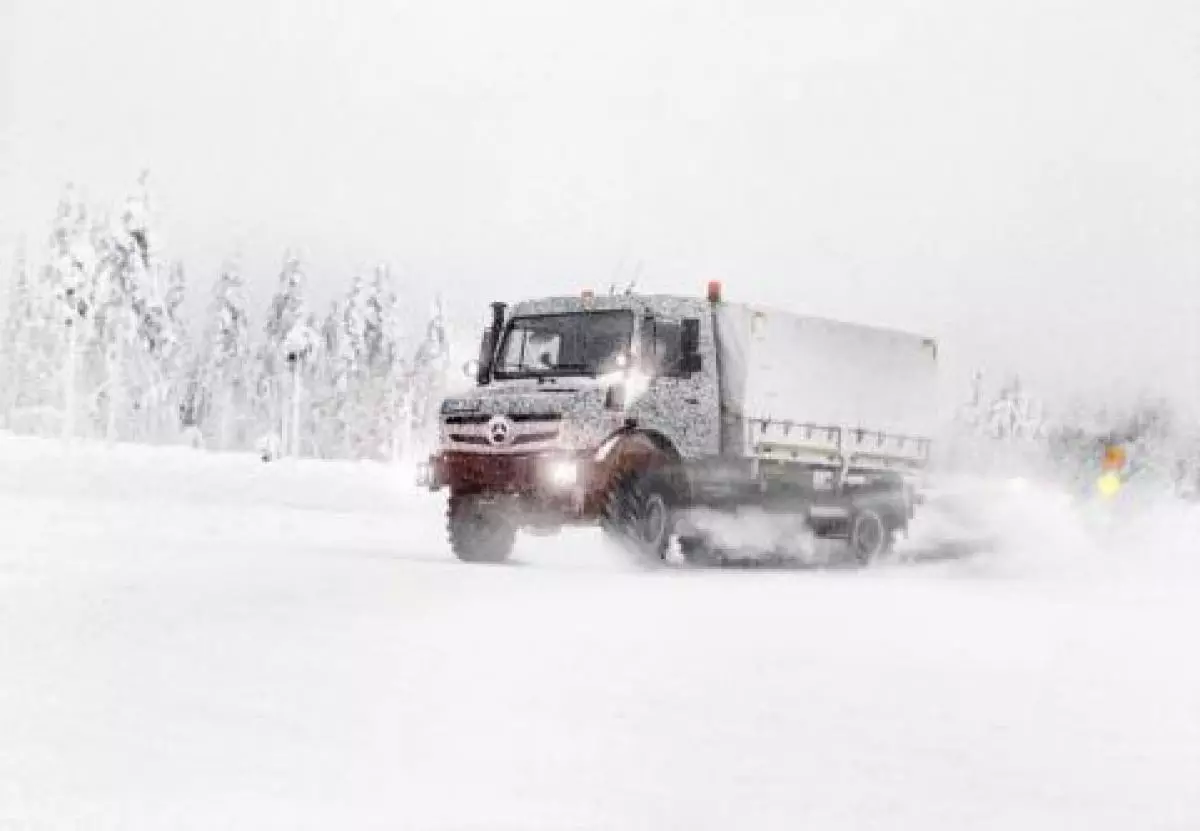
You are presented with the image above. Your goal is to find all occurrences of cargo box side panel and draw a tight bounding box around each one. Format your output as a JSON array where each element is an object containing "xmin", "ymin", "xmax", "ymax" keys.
[
  {"xmin": 713, "ymin": 303, "xmax": 756, "ymax": 456},
  {"xmin": 716, "ymin": 304, "xmax": 938, "ymax": 466}
]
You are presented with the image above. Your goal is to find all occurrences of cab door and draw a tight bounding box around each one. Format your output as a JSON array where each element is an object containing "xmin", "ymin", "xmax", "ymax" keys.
[{"xmin": 628, "ymin": 314, "xmax": 714, "ymax": 458}]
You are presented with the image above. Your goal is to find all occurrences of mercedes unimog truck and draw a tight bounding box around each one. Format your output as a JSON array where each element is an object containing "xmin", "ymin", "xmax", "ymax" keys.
[{"xmin": 417, "ymin": 282, "xmax": 939, "ymax": 566}]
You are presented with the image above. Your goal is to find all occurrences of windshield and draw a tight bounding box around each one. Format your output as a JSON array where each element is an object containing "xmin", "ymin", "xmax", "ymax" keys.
[{"xmin": 494, "ymin": 311, "xmax": 634, "ymax": 379}]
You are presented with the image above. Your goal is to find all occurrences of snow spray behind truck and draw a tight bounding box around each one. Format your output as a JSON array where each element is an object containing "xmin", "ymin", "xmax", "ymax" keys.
[{"xmin": 417, "ymin": 283, "xmax": 940, "ymax": 565}]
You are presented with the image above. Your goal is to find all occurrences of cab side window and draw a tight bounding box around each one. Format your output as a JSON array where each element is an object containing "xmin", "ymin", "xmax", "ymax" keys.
[{"xmin": 651, "ymin": 319, "xmax": 683, "ymax": 376}]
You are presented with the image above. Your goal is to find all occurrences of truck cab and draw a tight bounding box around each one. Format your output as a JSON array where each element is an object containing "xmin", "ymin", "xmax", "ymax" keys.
[{"xmin": 419, "ymin": 290, "xmax": 718, "ymax": 560}]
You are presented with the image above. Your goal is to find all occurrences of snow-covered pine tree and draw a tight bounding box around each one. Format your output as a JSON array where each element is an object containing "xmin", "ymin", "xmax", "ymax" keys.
[
  {"xmin": 985, "ymin": 375, "xmax": 1044, "ymax": 442},
  {"xmin": 404, "ymin": 293, "xmax": 450, "ymax": 460},
  {"xmin": 337, "ymin": 271, "xmax": 375, "ymax": 457},
  {"xmin": 264, "ymin": 253, "xmax": 308, "ymax": 352},
  {"xmin": 81, "ymin": 172, "xmax": 186, "ymax": 444},
  {"xmin": 131, "ymin": 188, "xmax": 192, "ymax": 443},
  {"xmin": 43, "ymin": 184, "xmax": 100, "ymax": 440},
  {"xmin": 195, "ymin": 256, "xmax": 252, "ymax": 450},
  {"xmin": 957, "ymin": 370, "xmax": 985, "ymax": 432},
  {"xmin": 0, "ymin": 241, "xmax": 38, "ymax": 428},
  {"xmin": 64, "ymin": 197, "xmax": 117, "ymax": 439},
  {"xmin": 367, "ymin": 275, "xmax": 389, "ymax": 364},
  {"xmin": 281, "ymin": 313, "xmax": 320, "ymax": 458},
  {"xmin": 135, "ymin": 258, "xmax": 190, "ymax": 443},
  {"xmin": 89, "ymin": 216, "xmax": 138, "ymax": 442},
  {"xmin": 298, "ymin": 308, "xmax": 328, "ymax": 457},
  {"xmin": 366, "ymin": 263, "xmax": 405, "ymax": 460},
  {"xmin": 311, "ymin": 299, "xmax": 351, "ymax": 457},
  {"xmin": 258, "ymin": 252, "xmax": 311, "ymax": 454},
  {"xmin": 320, "ymin": 263, "xmax": 408, "ymax": 460}
]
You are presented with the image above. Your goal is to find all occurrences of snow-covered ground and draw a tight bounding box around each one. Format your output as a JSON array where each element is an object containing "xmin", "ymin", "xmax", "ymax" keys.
[{"xmin": 1, "ymin": 433, "xmax": 1198, "ymax": 830}]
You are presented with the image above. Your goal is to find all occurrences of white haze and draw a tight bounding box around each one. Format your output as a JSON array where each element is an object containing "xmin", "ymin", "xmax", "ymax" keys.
[{"xmin": 3, "ymin": 0, "xmax": 1200, "ymax": 416}]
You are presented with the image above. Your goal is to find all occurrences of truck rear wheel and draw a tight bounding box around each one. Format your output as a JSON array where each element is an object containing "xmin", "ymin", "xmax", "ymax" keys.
[
  {"xmin": 848, "ymin": 507, "xmax": 894, "ymax": 564},
  {"xmin": 447, "ymin": 493, "xmax": 516, "ymax": 564},
  {"xmin": 601, "ymin": 470, "xmax": 675, "ymax": 562},
  {"xmin": 678, "ymin": 535, "xmax": 721, "ymax": 567}
]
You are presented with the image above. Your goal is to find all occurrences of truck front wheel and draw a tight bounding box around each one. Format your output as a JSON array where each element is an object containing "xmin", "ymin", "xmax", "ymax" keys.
[
  {"xmin": 447, "ymin": 493, "xmax": 516, "ymax": 564},
  {"xmin": 601, "ymin": 470, "xmax": 675, "ymax": 562}
]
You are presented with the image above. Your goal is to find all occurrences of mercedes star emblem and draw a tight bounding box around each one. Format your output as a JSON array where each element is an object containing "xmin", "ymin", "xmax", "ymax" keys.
[{"xmin": 487, "ymin": 415, "xmax": 513, "ymax": 446}]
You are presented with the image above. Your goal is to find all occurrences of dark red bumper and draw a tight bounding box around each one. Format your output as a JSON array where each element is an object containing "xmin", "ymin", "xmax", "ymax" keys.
[{"xmin": 420, "ymin": 451, "xmax": 607, "ymax": 515}]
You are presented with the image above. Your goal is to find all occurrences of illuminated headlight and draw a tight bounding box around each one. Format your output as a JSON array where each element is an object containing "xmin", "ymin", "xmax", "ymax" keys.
[
  {"xmin": 1096, "ymin": 471, "xmax": 1122, "ymax": 499},
  {"xmin": 544, "ymin": 459, "xmax": 579, "ymax": 488},
  {"xmin": 599, "ymin": 368, "xmax": 651, "ymax": 411},
  {"xmin": 623, "ymin": 369, "xmax": 651, "ymax": 404}
]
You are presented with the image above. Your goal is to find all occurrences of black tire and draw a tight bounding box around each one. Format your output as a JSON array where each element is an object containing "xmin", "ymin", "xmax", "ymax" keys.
[
  {"xmin": 848, "ymin": 507, "xmax": 894, "ymax": 565},
  {"xmin": 447, "ymin": 493, "xmax": 516, "ymax": 564},
  {"xmin": 601, "ymin": 469, "xmax": 676, "ymax": 562}
]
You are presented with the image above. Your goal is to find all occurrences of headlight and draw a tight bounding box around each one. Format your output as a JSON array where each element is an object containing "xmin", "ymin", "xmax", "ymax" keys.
[
  {"xmin": 1096, "ymin": 471, "xmax": 1122, "ymax": 499},
  {"xmin": 544, "ymin": 459, "xmax": 579, "ymax": 488}
]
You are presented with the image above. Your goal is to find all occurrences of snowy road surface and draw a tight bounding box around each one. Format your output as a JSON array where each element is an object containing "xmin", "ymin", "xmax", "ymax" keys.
[{"xmin": 1, "ymin": 433, "xmax": 1199, "ymax": 830}]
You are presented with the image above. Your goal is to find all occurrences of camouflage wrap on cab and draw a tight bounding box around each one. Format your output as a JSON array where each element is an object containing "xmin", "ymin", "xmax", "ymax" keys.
[{"xmin": 438, "ymin": 294, "xmax": 722, "ymax": 460}]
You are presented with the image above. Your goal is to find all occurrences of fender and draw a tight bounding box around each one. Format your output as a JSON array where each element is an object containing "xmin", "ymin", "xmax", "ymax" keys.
[{"xmin": 586, "ymin": 427, "xmax": 689, "ymax": 514}]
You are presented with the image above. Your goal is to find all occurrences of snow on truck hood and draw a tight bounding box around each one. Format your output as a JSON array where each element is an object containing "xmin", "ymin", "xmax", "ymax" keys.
[
  {"xmin": 440, "ymin": 377, "xmax": 608, "ymax": 418},
  {"xmin": 439, "ymin": 379, "xmax": 628, "ymax": 454}
]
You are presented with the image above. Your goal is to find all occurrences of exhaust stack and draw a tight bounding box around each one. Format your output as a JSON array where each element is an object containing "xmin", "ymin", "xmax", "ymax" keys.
[{"xmin": 476, "ymin": 301, "xmax": 507, "ymax": 385}]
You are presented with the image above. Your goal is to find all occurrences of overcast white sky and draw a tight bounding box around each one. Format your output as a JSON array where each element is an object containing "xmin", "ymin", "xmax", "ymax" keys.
[{"xmin": 2, "ymin": 0, "xmax": 1199, "ymax": 413}]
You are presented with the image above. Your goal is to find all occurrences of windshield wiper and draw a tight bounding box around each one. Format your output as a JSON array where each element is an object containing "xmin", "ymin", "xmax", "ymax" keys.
[{"xmin": 494, "ymin": 364, "xmax": 592, "ymax": 380}]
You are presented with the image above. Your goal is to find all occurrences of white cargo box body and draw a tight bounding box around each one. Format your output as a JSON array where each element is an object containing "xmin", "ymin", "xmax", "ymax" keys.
[{"xmin": 715, "ymin": 303, "xmax": 939, "ymax": 471}]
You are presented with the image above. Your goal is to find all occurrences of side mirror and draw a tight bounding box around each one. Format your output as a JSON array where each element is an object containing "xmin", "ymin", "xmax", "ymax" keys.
[{"xmin": 680, "ymin": 317, "xmax": 702, "ymax": 374}]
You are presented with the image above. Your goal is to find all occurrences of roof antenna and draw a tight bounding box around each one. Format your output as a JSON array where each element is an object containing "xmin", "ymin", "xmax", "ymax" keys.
[
  {"xmin": 609, "ymin": 254, "xmax": 627, "ymax": 291},
  {"xmin": 624, "ymin": 260, "xmax": 643, "ymax": 295}
]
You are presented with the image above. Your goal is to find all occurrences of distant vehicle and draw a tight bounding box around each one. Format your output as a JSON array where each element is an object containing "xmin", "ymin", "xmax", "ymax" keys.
[
  {"xmin": 1096, "ymin": 439, "xmax": 1128, "ymax": 499},
  {"xmin": 417, "ymin": 282, "xmax": 940, "ymax": 565}
]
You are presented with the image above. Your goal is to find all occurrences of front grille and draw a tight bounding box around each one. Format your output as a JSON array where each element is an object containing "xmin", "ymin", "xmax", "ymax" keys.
[
  {"xmin": 447, "ymin": 430, "xmax": 561, "ymax": 448},
  {"xmin": 442, "ymin": 411, "xmax": 565, "ymax": 453},
  {"xmin": 444, "ymin": 414, "xmax": 489, "ymax": 425},
  {"xmin": 444, "ymin": 412, "xmax": 564, "ymax": 426},
  {"xmin": 512, "ymin": 431, "xmax": 559, "ymax": 446}
]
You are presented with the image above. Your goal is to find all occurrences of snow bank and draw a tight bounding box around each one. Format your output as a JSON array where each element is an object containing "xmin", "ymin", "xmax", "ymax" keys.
[{"xmin": 1, "ymin": 434, "xmax": 1198, "ymax": 830}]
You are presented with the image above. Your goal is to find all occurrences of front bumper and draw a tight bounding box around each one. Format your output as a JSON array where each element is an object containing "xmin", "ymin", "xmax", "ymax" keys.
[{"xmin": 416, "ymin": 450, "xmax": 604, "ymax": 515}]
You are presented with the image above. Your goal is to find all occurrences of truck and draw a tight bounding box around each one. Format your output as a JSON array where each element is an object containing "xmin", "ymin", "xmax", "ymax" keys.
[{"xmin": 417, "ymin": 282, "xmax": 939, "ymax": 566}]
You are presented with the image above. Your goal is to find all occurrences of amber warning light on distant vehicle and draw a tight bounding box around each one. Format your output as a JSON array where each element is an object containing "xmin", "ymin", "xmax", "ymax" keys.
[{"xmin": 1096, "ymin": 442, "xmax": 1126, "ymax": 499}]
